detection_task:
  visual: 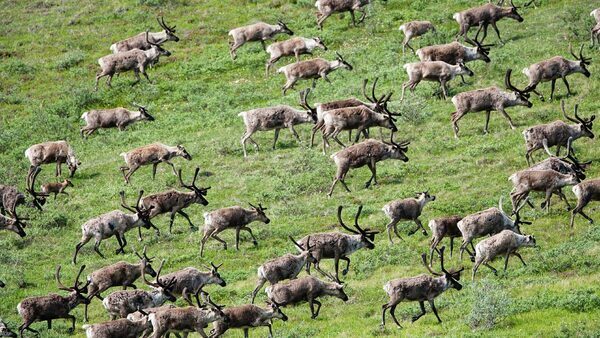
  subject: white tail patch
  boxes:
[451,95,458,106]
[402,63,410,70]
[314,0,321,8]
[265,285,273,298]
[399,24,405,32]
[383,282,392,295]
[277,66,286,74]
[119,152,127,158]
[81,112,88,121]
[266,44,273,54]
[257,266,265,278]
[452,13,461,23]
[572,184,582,199]
[109,44,118,54]
[428,219,437,231]
[24,147,31,159]
[522,67,530,77]
[416,49,423,60]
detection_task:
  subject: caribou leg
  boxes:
[411,301,427,322]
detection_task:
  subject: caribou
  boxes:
[451,69,532,138]
[80,103,154,139]
[277,52,352,95]
[523,100,594,165]
[472,230,536,280]
[328,136,409,197]
[266,37,327,75]
[110,17,179,53]
[40,179,73,200]
[95,32,171,90]
[522,45,592,101]
[119,143,192,184]
[399,20,435,54]
[381,248,463,328]
[454,0,524,44]
[383,191,436,242]
[211,302,288,338]
[509,169,579,212]
[25,140,80,187]
[315,0,380,29]
[17,265,90,337]
[295,206,378,282]
[401,61,474,100]
[228,21,293,60]
[200,203,270,257]
[139,167,210,233]
[570,178,600,228]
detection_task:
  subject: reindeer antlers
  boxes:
[157,16,176,32]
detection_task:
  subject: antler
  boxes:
[26,166,48,210]
[299,88,315,112]
[421,253,442,276]
[504,68,521,93]
[542,137,573,160]
[120,191,137,213]
[157,17,176,32]
[56,265,71,291]
[337,206,360,234]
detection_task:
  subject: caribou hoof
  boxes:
[407,228,418,236]
[253,240,258,247]
[342,269,349,276]
[411,316,420,322]
[421,229,428,236]
[311,314,318,319]
[68,328,75,334]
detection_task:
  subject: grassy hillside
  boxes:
[2,0,600,336]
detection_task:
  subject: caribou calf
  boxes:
[266,37,327,75]
[80,104,154,138]
[40,179,73,200]
[200,204,270,257]
[428,215,463,265]
[522,45,591,101]
[381,248,463,328]
[251,236,315,304]
[472,230,536,279]
[509,169,579,212]
[239,91,317,157]
[383,191,436,242]
[211,302,288,337]
[229,21,293,60]
[523,100,594,165]
[451,69,532,138]
[328,137,409,196]
[570,179,600,228]
[401,61,473,100]
[119,143,191,184]
[266,276,348,319]
[277,52,352,95]
[399,20,435,54]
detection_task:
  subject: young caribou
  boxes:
[328,136,409,197]
[457,197,531,260]
[265,37,327,75]
[399,20,435,54]
[570,179,600,228]
[102,261,176,319]
[383,191,436,243]
[381,248,463,328]
[40,179,73,200]
[295,206,378,282]
[451,69,533,138]
[80,103,154,138]
[251,236,315,304]
[82,314,151,338]
[139,167,210,233]
[454,0,524,44]
[200,203,270,257]
[110,17,179,53]
[401,61,473,100]
[428,215,463,265]
[95,32,171,90]
[523,100,595,165]
[522,45,592,101]
[472,230,536,280]
[72,191,156,264]
[119,143,192,184]
[25,140,80,187]
[266,276,348,319]
[228,21,293,60]
[239,90,317,157]
[211,302,288,337]
[17,265,90,337]
[277,52,352,95]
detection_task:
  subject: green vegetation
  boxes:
[1,0,600,336]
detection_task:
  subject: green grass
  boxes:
[1,0,600,336]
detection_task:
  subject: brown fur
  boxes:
[211,303,287,337]
[80,106,154,138]
[120,143,191,184]
[454,2,523,43]
[472,230,536,279]
[40,179,73,200]
[428,215,463,265]
[277,55,352,95]
[383,192,436,243]
[401,61,473,100]
[25,141,80,185]
[229,21,293,60]
[82,317,150,338]
[266,37,327,75]
[509,169,579,212]
[315,0,373,29]
[522,53,591,101]
[571,179,600,227]
[399,21,435,54]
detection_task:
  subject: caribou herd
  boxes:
[1,1,600,337]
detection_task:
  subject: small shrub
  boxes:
[467,280,511,330]
[397,97,430,125]
[56,50,85,70]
